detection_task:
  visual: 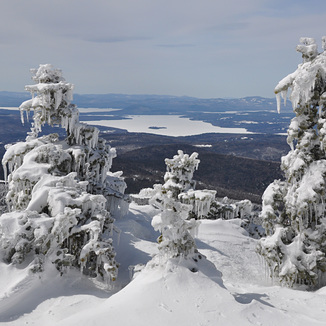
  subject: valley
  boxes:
[0,93,292,203]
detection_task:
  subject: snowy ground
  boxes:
[1,202,326,325]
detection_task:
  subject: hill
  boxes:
[0,92,293,112]
[110,142,283,203]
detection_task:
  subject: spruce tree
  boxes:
[150,150,202,260]
[0,64,127,284]
[257,38,326,288]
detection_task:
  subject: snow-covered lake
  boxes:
[0,107,19,111]
[0,107,253,136]
[84,115,252,137]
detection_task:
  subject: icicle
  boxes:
[2,163,7,183]
[314,202,318,223]
[47,111,51,125]
[20,109,25,125]
[76,124,81,145]
[54,89,62,110]
[69,116,74,135]
[8,160,13,175]
[276,93,281,114]
[66,88,73,102]
[128,266,134,280]
[281,89,288,107]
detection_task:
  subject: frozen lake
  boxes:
[84,115,252,137]
[0,107,254,137]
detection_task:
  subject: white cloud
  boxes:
[1,0,326,98]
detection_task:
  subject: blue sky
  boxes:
[1,0,326,98]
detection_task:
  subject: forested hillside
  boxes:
[110,142,282,202]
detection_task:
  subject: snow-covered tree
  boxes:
[257,38,326,288]
[0,64,128,284]
[150,150,208,261]
[150,150,216,220]
[205,197,252,221]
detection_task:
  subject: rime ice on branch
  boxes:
[258,38,326,289]
[0,64,127,284]
[151,150,215,220]
[150,150,215,262]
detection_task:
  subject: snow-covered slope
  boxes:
[0,202,326,325]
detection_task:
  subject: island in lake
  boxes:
[148,126,167,130]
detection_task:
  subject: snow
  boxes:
[0,107,19,111]
[0,64,130,295]
[236,120,259,124]
[84,115,252,136]
[78,108,122,113]
[3,59,326,324]
[194,144,212,148]
[275,38,326,114]
[262,38,326,288]
[1,202,326,325]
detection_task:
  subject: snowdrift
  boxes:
[1,203,326,325]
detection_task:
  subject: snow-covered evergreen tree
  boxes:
[0,64,128,284]
[150,150,208,261]
[150,150,216,220]
[205,197,252,220]
[257,38,326,288]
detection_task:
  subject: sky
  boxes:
[1,0,326,99]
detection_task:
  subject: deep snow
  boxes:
[1,202,326,325]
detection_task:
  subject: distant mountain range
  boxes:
[0,91,293,113]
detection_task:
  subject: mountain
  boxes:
[72,94,294,113]
[0,91,293,113]
[0,91,30,107]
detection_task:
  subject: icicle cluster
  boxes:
[0,172,118,281]
[163,150,200,195]
[3,64,128,216]
[0,64,127,285]
[205,197,253,220]
[179,189,216,219]
[275,37,326,117]
[258,37,326,289]
[150,150,216,219]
